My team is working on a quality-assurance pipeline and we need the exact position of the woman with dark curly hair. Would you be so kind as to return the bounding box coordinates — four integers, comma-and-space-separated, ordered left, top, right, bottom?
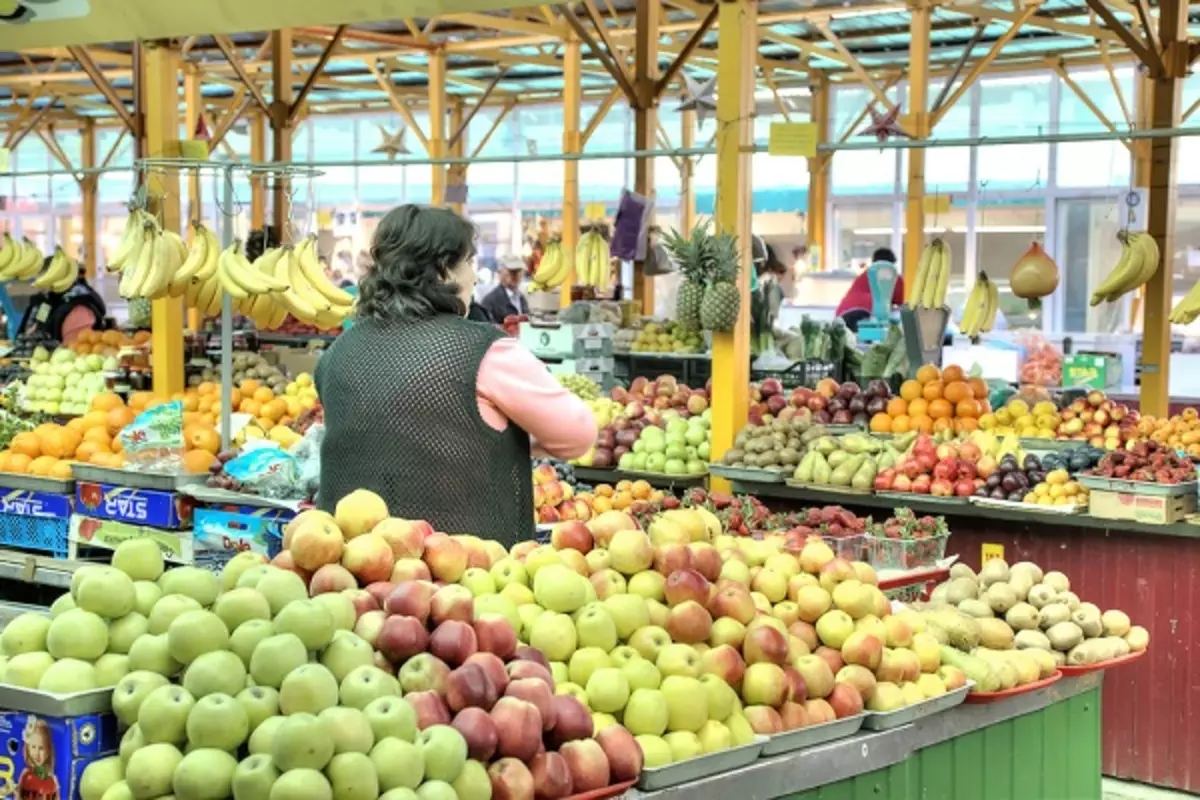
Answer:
315, 205, 594, 544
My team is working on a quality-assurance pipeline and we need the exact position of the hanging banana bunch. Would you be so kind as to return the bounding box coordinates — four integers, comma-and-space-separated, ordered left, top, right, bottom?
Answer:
233, 235, 355, 331
907, 238, 951, 310
0, 234, 49, 282
30, 246, 81, 294
1092, 231, 1159, 307
575, 228, 612, 292
530, 240, 567, 291
959, 271, 1001, 339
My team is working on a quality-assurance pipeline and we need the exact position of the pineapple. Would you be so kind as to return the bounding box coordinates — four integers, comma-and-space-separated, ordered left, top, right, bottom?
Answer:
699, 231, 741, 332
662, 224, 712, 331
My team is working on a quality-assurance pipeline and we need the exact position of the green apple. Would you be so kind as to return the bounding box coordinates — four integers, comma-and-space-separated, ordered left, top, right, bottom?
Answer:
515, 605, 545, 640
363, 696, 418, 743
473, 595, 519, 632
1, 613, 50, 656
574, 604, 618, 651
124, 742, 182, 800
255, 570, 309, 616
172, 748, 237, 800
127, 633, 180, 677
326, 752, 379, 800
340, 666, 400, 710
524, 545, 563, 579
4, 651, 53, 688
417, 725, 467, 784
655, 644, 700, 678
119, 724, 144, 768
528, 612, 577, 662
212, 588, 271, 633
698, 674, 737, 721
166, 610, 229, 665
221, 551, 269, 591
93, 654, 129, 687
370, 738, 424, 791
279, 664, 339, 715
312, 593, 356, 632
602, 595, 649, 640
459, 568, 496, 597
182, 650, 246, 698
231, 753, 279, 800
137, 684, 195, 744
489, 558, 528, 590
132, 581, 162, 617
158, 566, 220, 607
112, 671, 170, 727
634, 735, 673, 768
621, 657, 662, 692
271, 713, 334, 771
549, 661, 569, 684
318, 707, 375, 755
77, 569, 136, 619
47, 608, 109, 660
273, 600, 336, 651
499, 583, 535, 608
591, 712, 619, 733
320, 633, 375, 683
450, 759, 491, 800
107, 612, 148, 655
50, 593, 76, 618
585, 667, 630, 714
230, 619, 275, 668
79, 755, 123, 800
623, 688, 668, 736
628, 626, 671, 662
415, 782, 456, 800
568, 647, 613, 687
661, 676, 707, 733
146, 594, 201, 635
248, 716, 284, 755
663, 731, 703, 762
112, 538, 165, 582
39, 659, 97, 693
533, 565, 590, 614
554, 682, 590, 707
266, 769, 331, 800
608, 645, 641, 667
726, 713, 756, 746
250, 633, 308, 688
628, 571, 665, 602
186, 692, 250, 751
237, 686, 280, 733
696, 720, 731, 754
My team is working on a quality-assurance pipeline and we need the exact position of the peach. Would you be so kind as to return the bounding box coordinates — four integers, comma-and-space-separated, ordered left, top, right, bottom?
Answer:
586, 511, 639, 549
372, 517, 430, 559
743, 705, 783, 734
340, 532, 394, 584
841, 631, 883, 671
270, 550, 312, 581
803, 698, 836, 724
778, 701, 810, 731
665, 600, 712, 644
334, 489, 389, 539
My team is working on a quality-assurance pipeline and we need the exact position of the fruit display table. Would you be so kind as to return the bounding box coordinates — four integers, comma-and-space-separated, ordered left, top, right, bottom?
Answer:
614, 352, 712, 387
733, 479, 1193, 794
626, 672, 1101, 800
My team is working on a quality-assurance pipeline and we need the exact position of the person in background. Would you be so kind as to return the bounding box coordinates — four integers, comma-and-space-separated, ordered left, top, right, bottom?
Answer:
18, 257, 108, 344
792, 245, 810, 275
835, 247, 905, 333
315, 205, 593, 545
479, 253, 529, 321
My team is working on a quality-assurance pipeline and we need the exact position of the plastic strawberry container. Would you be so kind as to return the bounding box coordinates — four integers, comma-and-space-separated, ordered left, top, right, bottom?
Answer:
822, 533, 867, 561
866, 531, 949, 572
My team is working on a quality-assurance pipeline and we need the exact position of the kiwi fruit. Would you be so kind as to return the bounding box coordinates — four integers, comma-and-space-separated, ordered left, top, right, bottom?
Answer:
945, 577, 979, 605
1045, 621, 1084, 651
1010, 561, 1044, 585
1101, 610, 1131, 637
1025, 647, 1058, 678
1104, 636, 1131, 657
1125, 625, 1150, 652
1014, 629, 1052, 651
1052, 650, 1066, 667
1071, 607, 1103, 638
978, 559, 1010, 588
949, 563, 977, 581
984, 583, 1018, 614
1037, 603, 1071, 629
1056, 591, 1081, 611
1026, 584, 1056, 609
1043, 570, 1070, 593
978, 618, 1015, 650
1005, 603, 1041, 631
958, 599, 994, 619
929, 583, 950, 605
1007, 572, 1034, 602
1067, 640, 1102, 666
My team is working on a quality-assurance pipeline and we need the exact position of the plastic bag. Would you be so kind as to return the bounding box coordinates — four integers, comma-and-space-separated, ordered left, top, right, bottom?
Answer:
290, 423, 324, 501
224, 444, 300, 499
118, 400, 185, 471
1015, 331, 1062, 389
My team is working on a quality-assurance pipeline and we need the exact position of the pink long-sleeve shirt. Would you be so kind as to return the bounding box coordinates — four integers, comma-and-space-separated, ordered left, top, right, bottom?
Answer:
475, 338, 596, 459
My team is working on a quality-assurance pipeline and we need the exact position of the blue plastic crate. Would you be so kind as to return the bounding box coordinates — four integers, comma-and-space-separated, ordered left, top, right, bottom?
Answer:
0, 511, 69, 557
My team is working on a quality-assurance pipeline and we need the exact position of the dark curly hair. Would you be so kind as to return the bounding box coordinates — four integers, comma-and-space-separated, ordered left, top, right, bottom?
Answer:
358, 205, 477, 322
245, 228, 279, 263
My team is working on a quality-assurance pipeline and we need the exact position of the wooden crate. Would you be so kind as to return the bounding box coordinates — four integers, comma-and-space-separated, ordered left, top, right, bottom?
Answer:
1087, 489, 1196, 525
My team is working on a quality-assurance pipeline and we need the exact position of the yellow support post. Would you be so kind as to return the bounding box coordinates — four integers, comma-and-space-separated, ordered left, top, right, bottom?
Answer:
679, 109, 696, 232
270, 29, 293, 243
182, 63, 202, 331
140, 40, 185, 396
429, 49, 447, 207
633, 0, 658, 315
79, 118, 97, 277
561, 35, 581, 308
903, 0, 931, 287
709, 0, 756, 484
447, 101, 466, 216
250, 112, 267, 229
808, 77, 830, 269
1139, 0, 1186, 417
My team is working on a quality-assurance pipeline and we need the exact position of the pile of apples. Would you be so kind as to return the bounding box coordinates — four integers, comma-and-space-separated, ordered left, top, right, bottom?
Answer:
21, 345, 114, 415
591, 376, 710, 469
532, 463, 593, 525
1055, 390, 1138, 447
748, 378, 891, 429
873, 434, 990, 498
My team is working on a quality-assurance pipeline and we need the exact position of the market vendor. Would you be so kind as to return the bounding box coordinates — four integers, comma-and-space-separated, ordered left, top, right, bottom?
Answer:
314, 205, 594, 544
478, 254, 529, 321
18, 258, 108, 344
835, 247, 906, 333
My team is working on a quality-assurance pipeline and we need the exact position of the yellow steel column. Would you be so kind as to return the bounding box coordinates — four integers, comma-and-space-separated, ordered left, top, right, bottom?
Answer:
448, 101, 466, 216
1139, 0, 1186, 417
680, 109, 696, 232
79, 118, 97, 277
429, 49, 447, 207
270, 30, 293, 243
633, 0, 658, 314
902, 0, 931, 285
250, 112, 267, 229
561, 36, 582, 307
141, 40, 185, 396
709, 0, 756, 479
182, 64, 203, 331
808, 76, 830, 269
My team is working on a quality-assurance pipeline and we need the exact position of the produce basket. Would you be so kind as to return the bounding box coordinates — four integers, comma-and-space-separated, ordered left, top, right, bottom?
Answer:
866, 531, 950, 572
822, 533, 867, 561
963, 671, 1062, 704
759, 713, 865, 756
1058, 648, 1146, 676
708, 464, 785, 484
1076, 475, 1197, 496
861, 681, 972, 730
751, 358, 839, 389
636, 736, 767, 791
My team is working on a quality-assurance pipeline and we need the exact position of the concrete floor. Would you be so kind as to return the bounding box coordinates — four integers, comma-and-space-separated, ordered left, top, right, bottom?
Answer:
1104, 778, 1197, 800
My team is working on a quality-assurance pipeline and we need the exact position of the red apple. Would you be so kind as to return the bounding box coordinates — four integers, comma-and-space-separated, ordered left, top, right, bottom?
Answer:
778, 701, 810, 731
827, 682, 865, 718
489, 758, 536, 800
742, 625, 789, 666
512, 646, 551, 670
424, 533, 469, 583
342, 588, 379, 619
688, 543, 722, 582
474, 615, 518, 660
663, 569, 710, 607
530, 752, 573, 800
550, 521, 593, 554
665, 600, 713, 644
429, 620, 478, 667
506, 660, 554, 689
743, 705, 784, 734
430, 585, 475, 626
559, 739, 610, 794
595, 724, 643, 782
353, 610, 386, 648
491, 697, 544, 761
390, 559, 432, 583
377, 615, 430, 663
464, 652, 510, 696
653, 544, 693, 576
545, 694, 593, 749
384, 580, 436, 622
445, 662, 500, 712
406, 689, 452, 730
373, 517, 431, 560
309, 564, 356, 595
505, 678, 556, 731
452, 706, 499, 762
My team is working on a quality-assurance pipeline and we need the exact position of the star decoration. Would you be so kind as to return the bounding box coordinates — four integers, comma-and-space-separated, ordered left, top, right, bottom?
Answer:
677, 72, 716, 124
372, 125, 410, 160
857, 102, 911, 143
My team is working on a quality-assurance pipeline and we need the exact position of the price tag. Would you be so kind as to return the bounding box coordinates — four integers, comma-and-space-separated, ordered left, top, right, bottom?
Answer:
34, 303, 51, 323
924, 194, 952, 214
584, 202, 607, 219
982, 543, 1005, 563
767, 122, 818, 157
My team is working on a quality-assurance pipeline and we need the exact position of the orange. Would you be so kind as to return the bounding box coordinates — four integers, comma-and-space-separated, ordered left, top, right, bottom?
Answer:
128, 392, 154, 412
133, 330, 151, 345
240, 380, 262, 396
182, 449, 218, 474
7, 453, 31, 474
75, 441, 106, 462
967, 377, 988, 401
886, 397, 908, 417
592, 496, 613, 514
229, 389, 242, 410
83, 426, 112, 447
915, 364, 941, 385
106, 407, 135, 436
261, 399, 287, 422
922, 381, 944, 401
198, 381, 217, 396
201, 413, 216, 427
928, 398, 953, 419
284, 397, 303, 417
253, 387, 275, 404
890, 414, 911, 433
29, 456, 57, 476
956, 398, 981, 418
869, 413, 892, 433
181, 394, 200, 412
907, 398, 929, 419
198, 396, 215, 413
239, 399, 262, 416
899, 380, 922, 402
185, 425, 221, 455
944, 381, 970, 405
182, 412, 203, 427
956, 417, 979, 433
82, 410, 109, 430
942, 364, 965, 384
66, 417, 88, 435
101, 330, 122, 346
10, 433, 40, 459
594, 484, 614, 498
933, 417, 954, 434
39, 428, 73, 459
631, 480, 652, 500
279, 416, 294, 429
90, 392, 125, 412
255, 417, 276, 431
911, 414, 934, 434
0, 451, 10, 472
612, 492, 632, 510
33, 423, 60, 439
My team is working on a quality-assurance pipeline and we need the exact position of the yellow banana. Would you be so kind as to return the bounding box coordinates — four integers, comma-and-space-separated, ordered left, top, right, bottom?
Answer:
286, 246, 333, 313
108, 209, 145, 272
216, 243, 250, 301
120, 226, 156, 298
296, 237, 354, 305
31, 247, 69, 291
171, 222, 210, 296
273, 248, 321, 322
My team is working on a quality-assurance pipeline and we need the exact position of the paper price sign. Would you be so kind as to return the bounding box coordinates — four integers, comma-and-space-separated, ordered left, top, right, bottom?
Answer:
584, 202, 607, 219
981, 543, 1005, 564
924, 195, 952, 214
768, 122, 818, 158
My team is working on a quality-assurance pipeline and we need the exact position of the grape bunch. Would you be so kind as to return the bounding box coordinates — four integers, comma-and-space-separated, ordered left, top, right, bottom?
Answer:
556, 373, 600, 400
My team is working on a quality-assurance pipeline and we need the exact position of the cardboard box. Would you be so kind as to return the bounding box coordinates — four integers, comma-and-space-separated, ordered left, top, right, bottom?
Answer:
1088, 489, 1196, 525
193, 505, 293, 572
0, 710, 119, 800
1063, 353, 1122, 390
74, 482, 194, 530
545, 357, 615, 377
69, 515, 194, 563
0, 489, 72, 520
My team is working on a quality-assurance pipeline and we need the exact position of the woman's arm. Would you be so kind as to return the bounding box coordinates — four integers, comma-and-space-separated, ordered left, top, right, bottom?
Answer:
476, 338, 596, 459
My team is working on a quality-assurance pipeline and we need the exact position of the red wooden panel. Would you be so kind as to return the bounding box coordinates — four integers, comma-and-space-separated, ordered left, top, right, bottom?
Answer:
948, 521, 1199, 792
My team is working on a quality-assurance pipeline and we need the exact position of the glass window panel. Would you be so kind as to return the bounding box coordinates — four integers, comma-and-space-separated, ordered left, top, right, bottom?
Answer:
1057, 197, 1127, 333
1178, 75, 1200, 185
833, 204, 893, 271
915, 80, 971, 193
977, 74, 1050, 190
1172, 198, 1200, 336
973, 202, 1046, 330
1056, 67, 1133, 188
580, 103, 629, 199
14, 138, 50, 202
831, 85, 898, 195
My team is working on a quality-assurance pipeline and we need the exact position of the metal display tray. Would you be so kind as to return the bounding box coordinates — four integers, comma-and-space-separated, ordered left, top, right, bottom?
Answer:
178, 484, 304, 511
71, 464, 208, 491
0, 474, 74, 494
874, 491, 969, 506
969, 497, 1085, 514
759, 713, 865, 756
1076, 475, 1197, 496
636, 736, 768, 791
0, 684, 113, 716
708, 464, 785, 483
784, 480, 872, 495
861, 681, 972, 731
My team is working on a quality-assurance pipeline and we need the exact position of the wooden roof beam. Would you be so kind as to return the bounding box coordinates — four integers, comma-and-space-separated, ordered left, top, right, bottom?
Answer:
1084, 0, 1162, 74
213, 35, 272, 113
655, 2, 718, 99
65, 46, 136, 132
930, 4, 1037, 127
290, 24, 346, 124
